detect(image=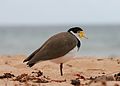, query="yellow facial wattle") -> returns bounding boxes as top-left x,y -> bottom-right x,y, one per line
79,31 -> 88,39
